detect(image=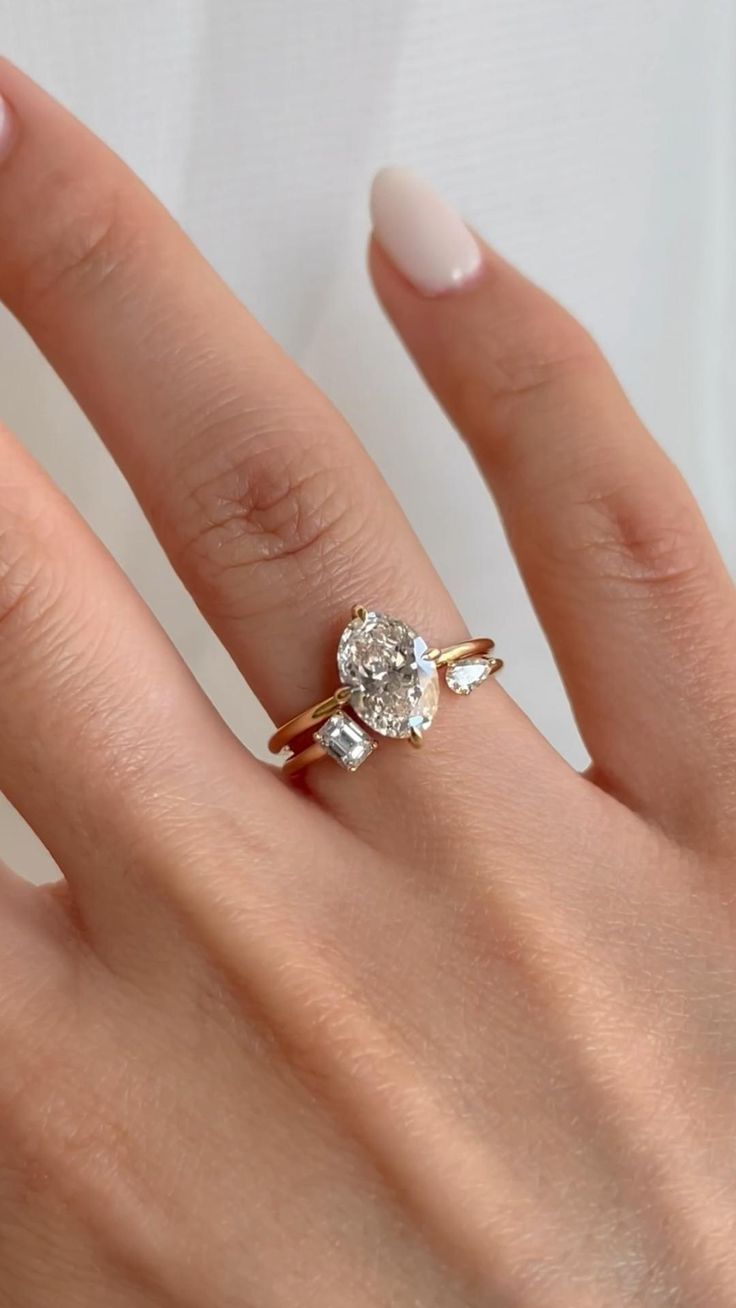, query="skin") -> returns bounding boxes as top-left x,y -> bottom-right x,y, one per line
0,59 -> 734,1308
